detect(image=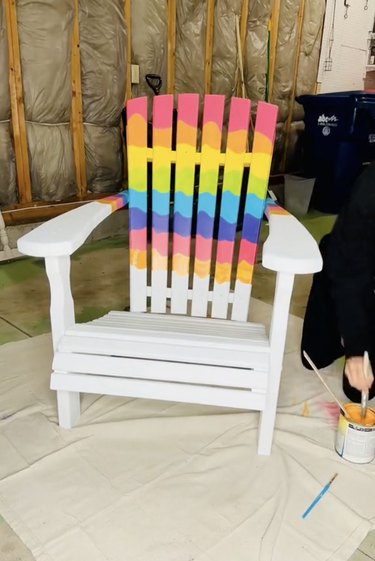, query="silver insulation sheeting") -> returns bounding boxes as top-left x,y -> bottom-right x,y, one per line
79,0 -> 126,193
0,0 -> 324,207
